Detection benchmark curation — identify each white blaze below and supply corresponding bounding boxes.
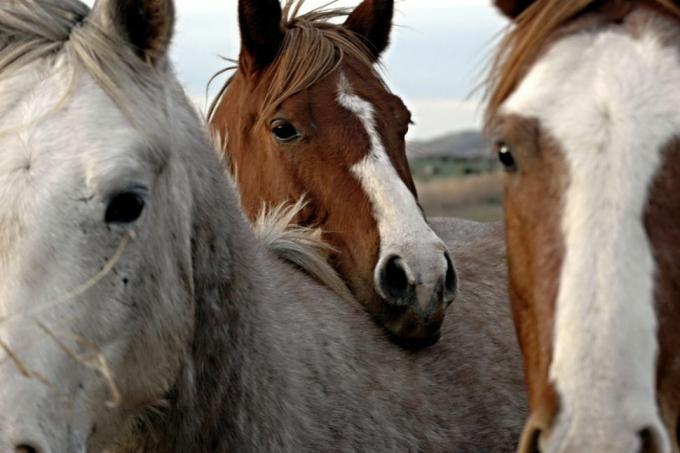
[336,73,448,303]
[503,14,680,452]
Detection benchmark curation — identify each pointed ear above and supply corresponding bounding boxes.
[344,0,394,61]
[238,0,285,73]
[494,0,536,20]
[91,0,175,64]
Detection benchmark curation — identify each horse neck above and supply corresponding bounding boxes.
[126,166,312,451]
[120,194,527,451]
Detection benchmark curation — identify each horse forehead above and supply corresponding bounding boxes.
[337,62,402,115]
[0,70,149,189]
[504,21,680,149]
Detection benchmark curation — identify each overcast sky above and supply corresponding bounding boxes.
[86,1,508,140]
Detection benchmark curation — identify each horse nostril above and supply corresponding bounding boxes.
[378,256,412,301]
[522,428,541,453]
[15,444,39,453]
[639,428,652,453]
[518,423,542,453]
[443,252,457,298]
[638,427,662,453]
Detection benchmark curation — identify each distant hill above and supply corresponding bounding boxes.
[407,130,492,161]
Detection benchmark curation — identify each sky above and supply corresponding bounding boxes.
[85,1,509,141]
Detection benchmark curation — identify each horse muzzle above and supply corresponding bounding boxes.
[375,250,458,348]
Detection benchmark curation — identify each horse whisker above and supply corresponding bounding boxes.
[0,337,31,378]
[53,233,131,304]
[0,336,55,391]
[35,320,121,408]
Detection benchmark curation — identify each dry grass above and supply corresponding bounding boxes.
[0,232,132,408]
[416,171,504,222]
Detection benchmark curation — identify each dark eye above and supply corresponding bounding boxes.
[271,119,300,143]
[497,142,517,172]
[105,192,145,224]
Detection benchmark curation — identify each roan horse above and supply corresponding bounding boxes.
[0,0,528,451]
[209,0,458,347]
[488,0,680,451]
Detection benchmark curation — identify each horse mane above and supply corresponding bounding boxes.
[485,0,680,125]
[0,0,167,127]
[207,0,384,124]
[0,0,87,72]
[252,198,354,303]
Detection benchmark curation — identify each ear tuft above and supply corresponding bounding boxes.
[238,0,285,73]
[93,0,175,64]
[344,0,394,61]
[494,0,536,20]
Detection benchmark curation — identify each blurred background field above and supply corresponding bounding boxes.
[408,130,503,222]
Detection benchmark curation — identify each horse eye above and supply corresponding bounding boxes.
[105,192,145,224]
[271,120,300,143]
[497,142,517,172]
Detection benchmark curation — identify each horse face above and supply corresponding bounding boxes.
[491,3,680,452]
[0,1,194,451]
[211,0,457,348]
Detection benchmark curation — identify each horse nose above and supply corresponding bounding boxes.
[375,246,457,347]
[16,445,40,453]
[519,417,669,453]
[6,432,49,453]
[375,251,457,309]
[14,441,49,453]
[520,431,663,453]
[518,394,558,453]
[638,427,666,453]
[518,413,548,453]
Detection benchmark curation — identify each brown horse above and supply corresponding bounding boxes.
[487,1,680,451]
[209,0,458,347]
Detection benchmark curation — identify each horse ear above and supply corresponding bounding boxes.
[494,0,536,19]
[344,0,394,61]
[238,0,285,73]
[91,0,175,64]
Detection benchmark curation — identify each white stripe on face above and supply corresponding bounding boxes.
[336,73,448,303]
[503,14,680,452]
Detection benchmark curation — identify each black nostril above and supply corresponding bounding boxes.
[443,252,457,296]
[379,256,411,301]
[518,424,542,453]
[639,428,652,453]
[15,445,38,453]
[638,427,661,453]
[525,428,541,453]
